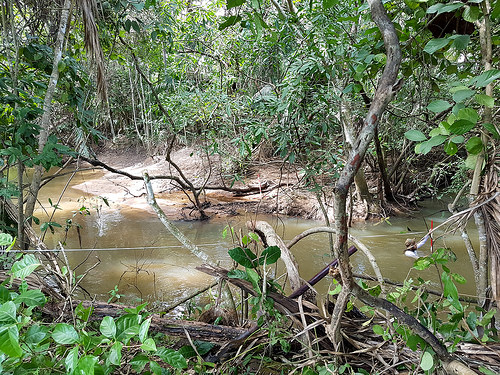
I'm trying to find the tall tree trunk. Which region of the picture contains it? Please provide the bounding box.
[327,0,401,345]
[24,0,72,226]
[468,0,493,307]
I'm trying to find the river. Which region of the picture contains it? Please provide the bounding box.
[31,168,478,311]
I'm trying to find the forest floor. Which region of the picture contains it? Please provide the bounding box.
[73,144,366,222]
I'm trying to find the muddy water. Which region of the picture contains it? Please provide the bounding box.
[33,169,478,308]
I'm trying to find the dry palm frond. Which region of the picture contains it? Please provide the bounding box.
[77,0,107,102]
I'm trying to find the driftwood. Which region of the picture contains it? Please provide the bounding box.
[247,220,302,292]
[44,301,247,344]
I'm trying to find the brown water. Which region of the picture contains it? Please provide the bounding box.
[29,169,478,309]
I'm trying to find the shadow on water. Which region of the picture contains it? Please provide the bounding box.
[35,169,479,309]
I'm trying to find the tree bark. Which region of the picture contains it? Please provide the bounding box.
[24,0,72,226]
[328,0,402,345]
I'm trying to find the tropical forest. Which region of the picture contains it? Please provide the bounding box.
[0,0,499,373]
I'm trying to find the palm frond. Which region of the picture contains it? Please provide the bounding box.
[77,0,107,102]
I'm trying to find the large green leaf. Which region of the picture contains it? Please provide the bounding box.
[449,119,475,135]
[15,289,46,307]
[475,94,495,108]
[100,316,116,338]
[10,254,41,280]
[258,246,281,265]
[452,89,475,103]
[452,34,471,50]
[404,129,427,141]
[25,324,49,344]
[65,346,79,373]
[52,323,79,345]
[466,137,483,155]
[427,100,452,113]
[0,301,16,323]
[423,38,450,54]
[108,342,123,366]
[457,108,479,123]
[470,69,500,87]
[0,326,22,357]
[139,317,151,343]
[463,5,480,22]
[416,135,447,154]
[228,247,257,268]
[74,355,98,375]
[157,348,188,369]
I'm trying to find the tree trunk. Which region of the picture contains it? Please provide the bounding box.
[328,0,402,345]
[468,0,493,307]
[24,0,72,226]
[373,126,394,202]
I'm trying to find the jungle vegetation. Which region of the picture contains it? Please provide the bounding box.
[0,0,499,373]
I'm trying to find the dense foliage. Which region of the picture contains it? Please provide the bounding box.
[0,0,499,373]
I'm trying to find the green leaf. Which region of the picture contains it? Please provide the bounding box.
[150,360,163,375]
[228,247,257,268]
[423,38,450,54]
[483,123,500,139]
[452,34,471,50]
[452,89,475,103]
[52,323,79,345]
[258,246,281,265]
[449,119,475,135]
[0,301,17,323]
[457,108,479,124]
[246,268,260,290]
[74,355,98,375]
[100,316,116,338]
[218,15,242,30]
[465,154,479,169]
[417,135,447,154]
[323,0,338,8]
[475,94,495,108]
[139,318,151,343]
[227,269,248,280]
[450,135,465,143]
[130,354,149,372]
[442,272,462,311]
[140,337,157,351]
[108,342,123,366]
[463,5,480,22]
[479,366,498,375]
[470,69,500,87]
[404,129,427,141]
[25,324,49,344]
[451,273,466,284]
[0,233,13,247]
[15,289,46,307]
[157,348,188,369]
[444,141,458,156]
[372,325,384,335]
[0,326,22,357]
[427,100,452,113]
[65,346,79,373]
[466,137,483,155]
[420,351,434,371]
[10,254,41,280]
[226,0,245,9]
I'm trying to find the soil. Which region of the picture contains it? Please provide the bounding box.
[72,144,373,222]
